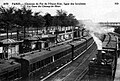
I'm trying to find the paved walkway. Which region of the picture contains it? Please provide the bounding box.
[114,57,120,81]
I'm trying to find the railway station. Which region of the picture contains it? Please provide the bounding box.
[0,19,120,81]
[0,0,120,81]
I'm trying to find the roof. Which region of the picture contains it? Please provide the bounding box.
[41,34,56,39]
[20,44,71,64]
[27,37,92,64]
[25,37,39,41]
[25,34,56,41]
[1,39,22,44]
[1,39,16,43]
[33,35,42,38]
[0,59,21,73]
[70,36,92,47]
[12,37,92,65]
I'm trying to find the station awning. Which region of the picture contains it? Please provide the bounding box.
[41,34,56,39]
[1,39,22,45]
[33,35,42,38]
[24,36,39,41]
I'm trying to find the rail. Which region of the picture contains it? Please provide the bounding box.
[61,44,96,81]
[74,67,88,81]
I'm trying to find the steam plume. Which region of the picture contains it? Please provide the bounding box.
[90,32,103,50]
[82,20,115,50]
[83,20,114,34]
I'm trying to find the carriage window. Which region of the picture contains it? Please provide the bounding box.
[65,50,67,53]
[54,52,65,60]
[9,69,19,80]
[33,63,36,71]
[36,61,40,69]
[14,68,20,78]
[75,44,81,50]
[38,61,41,68]
[54,54,59,60]
[8,71,14,80]
[30,64,33,72]
[66,49,71,55]
[40,60,44,67]
[0,71,8,81]
[44,57,52,65]
[61,51,65,56]
[61,52,65,56]
[30,63,37,72]
[36,57,53,68]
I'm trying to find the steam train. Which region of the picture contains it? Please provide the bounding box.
[89,34,118,81]
[0,37,95,81]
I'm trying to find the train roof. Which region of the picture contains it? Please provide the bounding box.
[70,37,92,46]
[13,44,71,64]
[0,59,21,73]
[25,37,92,64]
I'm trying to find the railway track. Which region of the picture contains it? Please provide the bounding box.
[43,41,97,81]
[63,44,97,81]
[103,33,117,49]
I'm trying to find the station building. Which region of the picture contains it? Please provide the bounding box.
[0,26,87,59]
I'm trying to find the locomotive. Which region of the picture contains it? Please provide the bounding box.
[0,37,95,81]
[88,34,118,81]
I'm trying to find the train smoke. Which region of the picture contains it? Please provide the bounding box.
[82,20,115,50]
[89,32,103,50]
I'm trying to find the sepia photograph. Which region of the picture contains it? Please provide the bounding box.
[0,0,120,81]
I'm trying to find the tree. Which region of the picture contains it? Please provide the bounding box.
[55,10,79,27]
[56,9,68,26]
[44,13,52,27]
[43,13,53,34]
[32,12,45,35]
[20,6,33,38]
[14,9,23,40]
[52,16,62,27]
[0,21,7,33]
[68,13,79,26]
[0,6,15,39]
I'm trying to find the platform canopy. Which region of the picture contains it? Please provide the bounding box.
[33,35,42,38]
[24,36,40,41]
[1,39,22,45]
[41,34,56,39]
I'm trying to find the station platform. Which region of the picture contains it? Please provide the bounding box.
[114,57,120,81]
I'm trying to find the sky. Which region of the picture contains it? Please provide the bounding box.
[0,0,120,22]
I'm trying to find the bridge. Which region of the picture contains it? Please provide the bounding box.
[99,22,120,27]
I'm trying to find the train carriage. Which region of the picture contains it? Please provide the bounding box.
[0,59,21,81]
[10,36,94,80]
[70,37,94,58]
[11,44,73,80]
